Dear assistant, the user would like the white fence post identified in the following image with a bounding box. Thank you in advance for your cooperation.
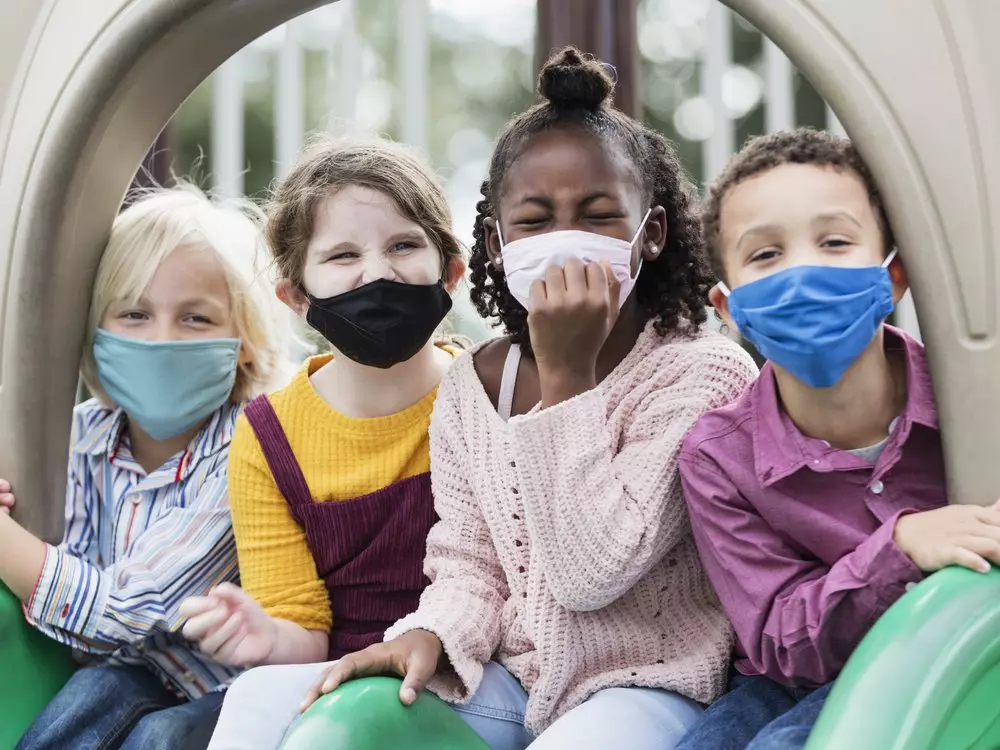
[764,39,794,133]
[397,0,429,151]
[275,22,305,179]
[331,0,360,131]
[700,3,733,182]
[211,52,245,197]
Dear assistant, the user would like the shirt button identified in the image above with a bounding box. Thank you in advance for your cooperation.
[870,480,885,495]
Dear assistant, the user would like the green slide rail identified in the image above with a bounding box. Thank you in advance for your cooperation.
[280,676,489,750]
[0,581,74,750]
[807,566,1000,750]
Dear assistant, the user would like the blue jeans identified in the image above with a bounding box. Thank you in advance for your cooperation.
[454,662,704,750]
[208,660,702,749]
[675,672,834,750]
[16,664,226,750]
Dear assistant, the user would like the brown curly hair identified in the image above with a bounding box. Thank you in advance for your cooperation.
[702,127,894,282]
[469,46,712,354]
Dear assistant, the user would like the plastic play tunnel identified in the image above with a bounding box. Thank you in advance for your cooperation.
[0,581,74,749]
[806,566,1000,750]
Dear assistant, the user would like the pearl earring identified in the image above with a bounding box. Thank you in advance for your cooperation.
[494,255,503,267]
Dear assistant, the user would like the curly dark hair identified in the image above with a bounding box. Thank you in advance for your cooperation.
[468,46,712,353]
[702,127,895,282]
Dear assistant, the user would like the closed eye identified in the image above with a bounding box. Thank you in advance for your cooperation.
[821,238,852,248]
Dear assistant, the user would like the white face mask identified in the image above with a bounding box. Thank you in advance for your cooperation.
[497,208,652,311]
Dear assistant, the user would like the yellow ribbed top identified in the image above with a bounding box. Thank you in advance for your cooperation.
[228,354,438,632]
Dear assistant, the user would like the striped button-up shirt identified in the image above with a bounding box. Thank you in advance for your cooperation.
[25,398,243,699]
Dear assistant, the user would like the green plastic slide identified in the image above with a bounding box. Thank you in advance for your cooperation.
[280,676,490,750]
[0,581,74,750]
[806,566,1000,750]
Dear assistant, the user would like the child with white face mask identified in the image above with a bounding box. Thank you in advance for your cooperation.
[0,185,292,750]
[293,47,757,750]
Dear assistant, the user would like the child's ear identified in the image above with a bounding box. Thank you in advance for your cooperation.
[888,252,910,305]
[276,279,310,318]
[708,283,736,331]
[640,205,668,262]
[444,257,467,293]
[482,217,503,268]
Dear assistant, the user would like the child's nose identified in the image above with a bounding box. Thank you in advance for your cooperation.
[359,257,399,286]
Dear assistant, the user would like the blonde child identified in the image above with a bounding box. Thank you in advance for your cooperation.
[0,185,291,750]
[178,138,467,747]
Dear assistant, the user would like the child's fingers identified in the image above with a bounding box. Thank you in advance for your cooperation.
[179,596,218,619]
[0,479,11,493]
[0,492,15,508]
[181,605,231,642]
[950,545,991,574]
[299,651,386,712]
[199,611,244,656]
[208,582,255,609]
[398,648,437,706]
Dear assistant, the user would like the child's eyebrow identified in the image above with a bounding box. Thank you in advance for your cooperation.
[735,223,782,250]
[813,211,863,229]
[385,230,426,245]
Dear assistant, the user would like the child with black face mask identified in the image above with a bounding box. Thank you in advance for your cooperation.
[179,137,466,746]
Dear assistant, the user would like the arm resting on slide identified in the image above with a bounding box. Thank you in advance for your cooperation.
[807,566,1000,750]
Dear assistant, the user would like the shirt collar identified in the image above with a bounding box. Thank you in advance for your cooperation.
[752,325,938,486]
[74,400,241,463]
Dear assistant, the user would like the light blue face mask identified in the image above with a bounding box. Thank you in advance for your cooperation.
[719,250,897,388]
[92,329,241,440]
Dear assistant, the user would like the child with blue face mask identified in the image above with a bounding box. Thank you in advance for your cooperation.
[0,184,292,750]
[674,128,1000,750]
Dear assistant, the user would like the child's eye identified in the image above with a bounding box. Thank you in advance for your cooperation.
[822,238,852,248]
[184,314,213,325]
[749,248,781,264]
[119,311,148,321]
[389,242,417,253]
[325,252,358,263]
[587,213,623,222]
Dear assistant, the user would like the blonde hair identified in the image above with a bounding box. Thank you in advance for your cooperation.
[81,183,293,404]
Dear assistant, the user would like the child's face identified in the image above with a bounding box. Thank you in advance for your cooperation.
[101,243,236,341]
[717,163,886,285]
[296,186,445,304]
[483,128,667,272]
[710,163,895,325]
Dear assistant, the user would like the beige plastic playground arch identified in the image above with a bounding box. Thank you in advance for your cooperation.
[0,0,996,541]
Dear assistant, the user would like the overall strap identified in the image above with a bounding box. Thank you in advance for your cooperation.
[243,395,312,507]
[497,343,521,423]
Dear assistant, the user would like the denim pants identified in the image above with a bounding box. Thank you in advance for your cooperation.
[675,672,834,750]
[207,660,703,749]
[16,664,226,750]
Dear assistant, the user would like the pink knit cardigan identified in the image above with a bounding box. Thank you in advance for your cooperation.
[386,323,758,733]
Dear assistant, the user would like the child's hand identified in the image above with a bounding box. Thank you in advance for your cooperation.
[893,504,1000,574]
[528,259,620,403]
[298,629,443,712]
[180,582,278,667]
[0,480,15,514]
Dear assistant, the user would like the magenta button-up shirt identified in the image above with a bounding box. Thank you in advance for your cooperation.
[679,326,945,688]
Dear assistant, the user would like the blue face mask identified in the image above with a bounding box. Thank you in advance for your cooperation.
[720,251,897,388]
[92,329,241,440]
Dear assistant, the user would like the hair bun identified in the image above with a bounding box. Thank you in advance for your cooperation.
[537,46,614,111]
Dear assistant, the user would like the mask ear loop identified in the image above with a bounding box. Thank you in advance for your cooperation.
[882,247,899,268]
[494,221,505,267]
[629,208,654,281]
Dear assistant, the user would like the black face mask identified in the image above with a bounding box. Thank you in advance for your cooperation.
[305,278,453,369]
